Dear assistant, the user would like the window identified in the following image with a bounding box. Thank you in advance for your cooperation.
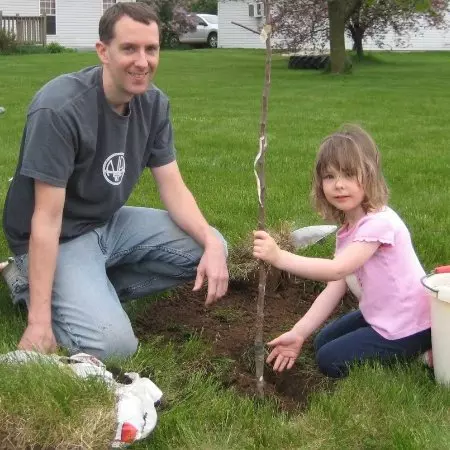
[196,17,207,27]
[103,0,116,12]
[40,0,56,35]
[187,14,207,27]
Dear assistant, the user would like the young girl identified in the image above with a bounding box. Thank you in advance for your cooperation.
[253,125,431,378]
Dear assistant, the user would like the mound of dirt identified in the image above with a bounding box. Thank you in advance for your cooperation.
[134,276,357,411]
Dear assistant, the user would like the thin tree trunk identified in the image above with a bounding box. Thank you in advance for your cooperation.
[348,24,364,59]
[354,26,364,59]
[254,0,272,399]
[348,0,365,60]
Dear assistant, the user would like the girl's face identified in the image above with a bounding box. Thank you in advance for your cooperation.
[322,167,365,224]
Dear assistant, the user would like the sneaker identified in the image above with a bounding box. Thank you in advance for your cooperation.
[1,258,21,295]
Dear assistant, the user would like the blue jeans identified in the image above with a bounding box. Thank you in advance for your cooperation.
[314,310,432,378]
[11,206,227,360]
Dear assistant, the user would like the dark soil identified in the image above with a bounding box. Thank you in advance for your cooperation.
[134,273,357,412]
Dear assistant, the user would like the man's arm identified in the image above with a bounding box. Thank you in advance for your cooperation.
[18,180,65,353]
[150,161,228,304]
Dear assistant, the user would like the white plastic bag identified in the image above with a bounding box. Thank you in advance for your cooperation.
[112,373,163,447]
[0,350,163,447]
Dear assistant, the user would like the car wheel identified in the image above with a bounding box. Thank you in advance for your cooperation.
[167,34,179,49]
[207,32,217,48]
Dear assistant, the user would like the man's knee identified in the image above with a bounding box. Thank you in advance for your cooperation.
[316,345,348,379]
[76,326,138,361]
[103,331,138,360]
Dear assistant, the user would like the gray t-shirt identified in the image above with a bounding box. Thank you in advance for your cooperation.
[3,66,176,255]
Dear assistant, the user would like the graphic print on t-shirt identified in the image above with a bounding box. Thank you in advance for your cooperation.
[103,152,125,185]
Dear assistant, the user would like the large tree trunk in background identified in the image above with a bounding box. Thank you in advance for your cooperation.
[328,0,347,73]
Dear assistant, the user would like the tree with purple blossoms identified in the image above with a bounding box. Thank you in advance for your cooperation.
[271,0,449,70]
[347,0,449,59]
[271,0,358,73]
[138,0,197,47]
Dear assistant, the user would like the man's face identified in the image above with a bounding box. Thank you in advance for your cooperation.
[97,15,160,98]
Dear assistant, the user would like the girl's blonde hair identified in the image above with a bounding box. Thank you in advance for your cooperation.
[311,124,389,224]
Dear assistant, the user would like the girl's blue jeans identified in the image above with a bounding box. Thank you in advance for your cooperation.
[10,206,227,360]
[314,310,431,378]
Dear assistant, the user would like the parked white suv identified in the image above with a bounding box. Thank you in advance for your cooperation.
[178,14,218,48]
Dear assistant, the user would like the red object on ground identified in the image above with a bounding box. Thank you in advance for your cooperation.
[121,422,138,443]
[435,266,450,274]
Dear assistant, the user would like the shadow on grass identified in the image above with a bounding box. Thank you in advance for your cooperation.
[351,52,392,66]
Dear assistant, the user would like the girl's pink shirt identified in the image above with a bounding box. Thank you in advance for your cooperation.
[336,207,431,339]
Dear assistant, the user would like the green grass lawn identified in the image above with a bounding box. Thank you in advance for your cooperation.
[0,50,450,449]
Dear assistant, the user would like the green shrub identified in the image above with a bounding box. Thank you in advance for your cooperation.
[0,41,75,55]
[14,44,49,54]
[0,29,17,54]
[46,42,65,53]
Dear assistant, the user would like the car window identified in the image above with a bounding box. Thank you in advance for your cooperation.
[204,15,218,25]
[196,17,207,26]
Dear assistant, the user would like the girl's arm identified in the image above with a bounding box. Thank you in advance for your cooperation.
[266,279,347,371]
[253,230,379,282]
[292,279,347,339]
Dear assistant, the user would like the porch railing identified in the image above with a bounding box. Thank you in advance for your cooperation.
[0,11,47,45]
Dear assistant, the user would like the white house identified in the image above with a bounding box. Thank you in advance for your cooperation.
[361,19,450,52]
[218,0,450,51]
[218,0,268,49]
[0,0,136,49]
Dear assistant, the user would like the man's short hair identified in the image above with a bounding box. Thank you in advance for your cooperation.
[99,2,160,44]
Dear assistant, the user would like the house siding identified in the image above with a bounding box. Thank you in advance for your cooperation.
[219,0,450,51]
[361,19,450,51]
[0,1,39,16]
[50,0,102,48]
[0,0,136,49]
[51,0,136,48]
[218,0,266,49]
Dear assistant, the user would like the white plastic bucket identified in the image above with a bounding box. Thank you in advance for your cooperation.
[422,272,450,385]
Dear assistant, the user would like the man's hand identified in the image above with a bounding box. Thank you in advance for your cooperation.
[193,239,228,306]
[266,330,305,372]
[253,230,282,266]
[18,323,57,354]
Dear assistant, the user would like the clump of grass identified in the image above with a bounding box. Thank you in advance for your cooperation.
[239,342,272,375]
[0,360,116,449]
[303,362,450,449]
[228,221,296,282]
[211,307,245,324]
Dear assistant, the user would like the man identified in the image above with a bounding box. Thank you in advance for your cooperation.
[2,2,228,360]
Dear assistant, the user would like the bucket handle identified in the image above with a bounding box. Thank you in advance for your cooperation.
[421,274,438,293]
[421,266,450,294]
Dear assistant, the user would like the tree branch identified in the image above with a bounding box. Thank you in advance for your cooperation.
[231,21,260,35]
